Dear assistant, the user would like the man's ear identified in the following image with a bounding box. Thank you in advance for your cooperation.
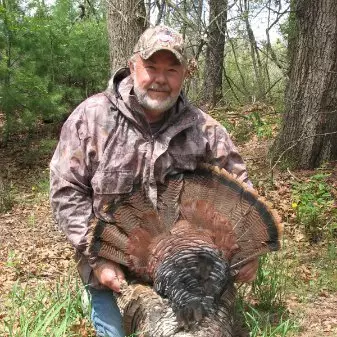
[128,60,135,77]
[183,68,188,80]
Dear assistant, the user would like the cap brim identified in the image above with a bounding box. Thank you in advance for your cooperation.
[140,47,186,65]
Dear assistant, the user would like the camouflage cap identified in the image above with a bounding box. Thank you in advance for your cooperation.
[133,25,187,65]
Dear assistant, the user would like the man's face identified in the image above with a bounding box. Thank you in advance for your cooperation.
[129,50,186,121]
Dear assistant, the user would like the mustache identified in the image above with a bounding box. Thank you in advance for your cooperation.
[149,84,170,92]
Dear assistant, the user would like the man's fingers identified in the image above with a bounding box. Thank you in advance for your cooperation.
[106,275,123,293]
[115,268,126,282]
[106,268,126,292]
[93,260,126,292]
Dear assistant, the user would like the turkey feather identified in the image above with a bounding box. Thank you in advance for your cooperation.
[88,163,282,336]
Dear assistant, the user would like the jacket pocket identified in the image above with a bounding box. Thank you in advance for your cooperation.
[91,170,133,194]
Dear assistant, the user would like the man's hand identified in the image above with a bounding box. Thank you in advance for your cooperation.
[93,260,126,293]
[235,258,259,283]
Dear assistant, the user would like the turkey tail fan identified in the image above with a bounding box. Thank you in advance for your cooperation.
[180,163,283,269]
[88,162,282,274]
[87,218,130,266]
[87,163,282,335]
[157,173,184,228]
[88,186,167,272]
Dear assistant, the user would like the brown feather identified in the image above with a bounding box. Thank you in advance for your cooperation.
[87,163,282,334]
[96,222,129,251]
[115,281,237,336]
[95,242,128,266]
[180,200,239,259]
[126,227,153,274]
[180,164,283,270]
[157,174,184,229]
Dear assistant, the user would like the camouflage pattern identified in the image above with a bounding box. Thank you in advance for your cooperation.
[133,25,187,64]
[50,68,249,287]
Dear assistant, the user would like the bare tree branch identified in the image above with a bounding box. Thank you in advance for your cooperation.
[271,131,337,172]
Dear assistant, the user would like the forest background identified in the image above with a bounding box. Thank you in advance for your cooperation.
[0,0,336,336]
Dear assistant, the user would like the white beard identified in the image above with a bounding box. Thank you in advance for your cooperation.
[133,73,180,113]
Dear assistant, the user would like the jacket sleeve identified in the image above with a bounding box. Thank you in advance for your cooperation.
[50,104,94,255]
[204,118,251,185]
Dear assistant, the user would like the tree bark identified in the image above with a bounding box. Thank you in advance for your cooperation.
[106,0,147,74]
[272,0,337,169]
[203,0,228,107]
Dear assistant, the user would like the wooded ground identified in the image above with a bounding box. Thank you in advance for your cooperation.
[0,109,336,336]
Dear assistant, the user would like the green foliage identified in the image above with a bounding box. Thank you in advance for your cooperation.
[239,253,288,312]
[233,112,275,143]
[291,172,337,241]
[2,277,93,337]
[251,255,287,310]
[279,0,297,60]
[210,108,279,144]
[20,147,48,169]
[242,305,297,337]
[19,137,57,168]
[39,138,58,155]
[0,0,109,143]
[34,173,50,194]
[290,170,337,294]
[223,38,287,106]
[247,111,274,139]
[0,177,15,213]
[5,249,21,270]
[237,252,298,336]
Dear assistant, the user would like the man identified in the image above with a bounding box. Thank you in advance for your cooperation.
[50,25,258,337]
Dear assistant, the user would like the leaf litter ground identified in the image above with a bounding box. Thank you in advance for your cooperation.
[0,130,336,337]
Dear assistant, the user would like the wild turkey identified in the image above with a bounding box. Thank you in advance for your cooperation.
[88,163,282,336]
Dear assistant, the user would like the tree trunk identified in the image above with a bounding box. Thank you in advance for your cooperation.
[272,0,337,169]
[241,0,265,101]
[203,0,227,107]
[106,0,147,74]
[2,0,13,145]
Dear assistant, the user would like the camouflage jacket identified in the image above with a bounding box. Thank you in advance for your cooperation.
[50,68,249,287]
